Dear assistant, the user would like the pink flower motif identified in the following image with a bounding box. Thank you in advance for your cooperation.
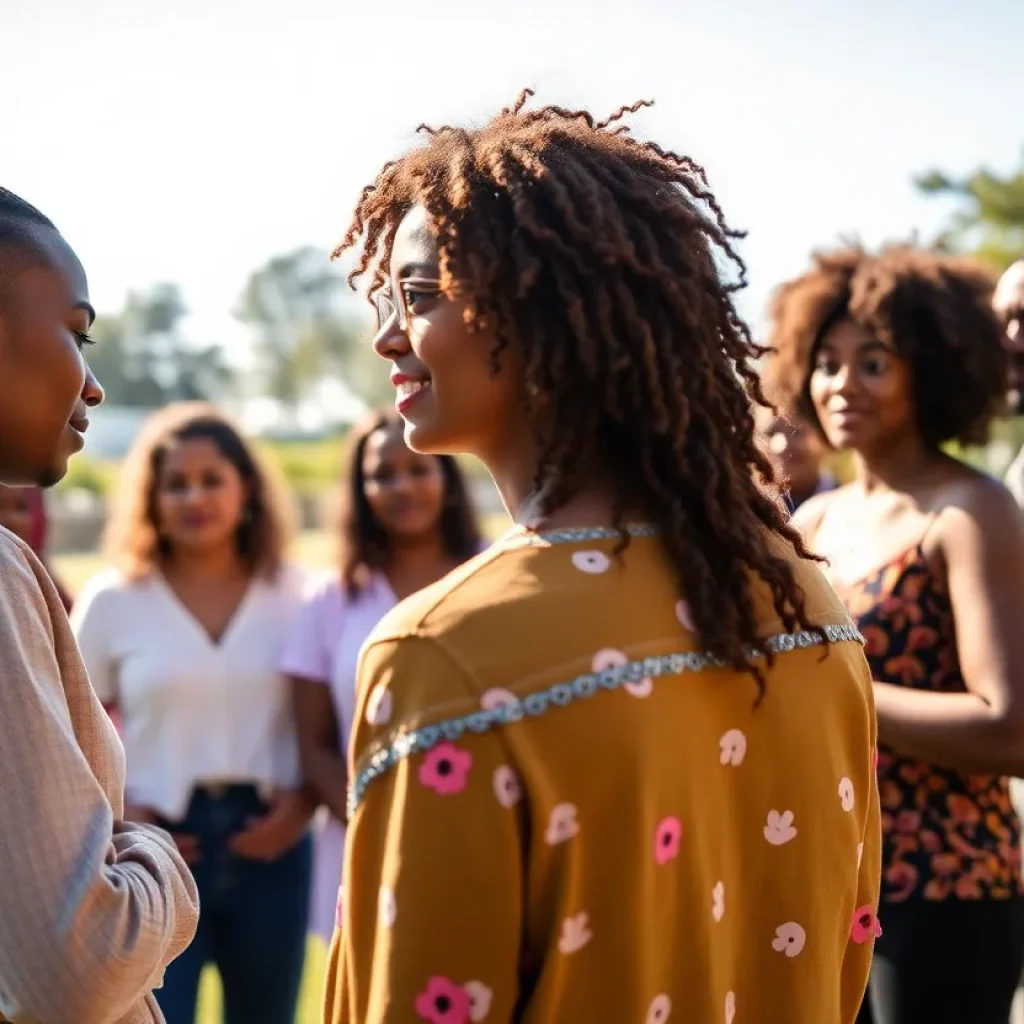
[850,905,883,944]
[335,884,344,930]
[419,743,473,796]
[480,688,517,711]
[415,976,471,1024]
[654,815,683,865]
[675,599,696,632]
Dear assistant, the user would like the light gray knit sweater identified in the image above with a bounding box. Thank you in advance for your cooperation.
[0,529,199,1024]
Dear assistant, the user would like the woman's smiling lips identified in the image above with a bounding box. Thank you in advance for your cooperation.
[390,372,432,414]
[826,406,871,428]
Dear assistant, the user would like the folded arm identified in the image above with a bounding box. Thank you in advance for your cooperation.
[0,547,199,1024]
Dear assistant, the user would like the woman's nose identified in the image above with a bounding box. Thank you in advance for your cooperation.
[373,313,410,360]
[831,363,856,396]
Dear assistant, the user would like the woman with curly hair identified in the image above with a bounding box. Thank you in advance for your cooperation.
[765,245,1024,1024]
[280,406,482,943]
[72,402,314,1024]
[321,92,879,1024]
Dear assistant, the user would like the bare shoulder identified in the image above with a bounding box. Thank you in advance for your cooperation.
[934,463,1024,547]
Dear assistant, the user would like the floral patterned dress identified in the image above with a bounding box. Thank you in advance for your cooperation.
[837,544,1023,903]
[323,526,881,1024]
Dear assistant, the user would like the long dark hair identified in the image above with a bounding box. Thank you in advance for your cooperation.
[339,407,482,595]
[334,90,822,696]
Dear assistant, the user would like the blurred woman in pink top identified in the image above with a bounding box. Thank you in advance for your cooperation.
[281,406,484,940]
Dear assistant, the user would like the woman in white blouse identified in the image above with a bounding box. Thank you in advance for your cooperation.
[72,402,313,1024]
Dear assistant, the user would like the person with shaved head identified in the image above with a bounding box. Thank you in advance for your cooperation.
[0,187,199,1024]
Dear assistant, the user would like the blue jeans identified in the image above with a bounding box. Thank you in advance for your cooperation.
[154,785,312,1024]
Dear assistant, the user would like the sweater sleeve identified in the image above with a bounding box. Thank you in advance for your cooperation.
[0,540,199,1024]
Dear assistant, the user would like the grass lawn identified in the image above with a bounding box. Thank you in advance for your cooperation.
[52,518,509,1024]
[195,939,328,1024]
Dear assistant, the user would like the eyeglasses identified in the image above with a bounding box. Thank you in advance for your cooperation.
[374,278,444,331]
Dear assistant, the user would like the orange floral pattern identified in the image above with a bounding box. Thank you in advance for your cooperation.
[841,546,1023,902]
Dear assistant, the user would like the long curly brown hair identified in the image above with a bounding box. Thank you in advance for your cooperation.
[764,244,1006,448]
[103,402,293,580]
[339,407,482,596]
[334,90,823,694]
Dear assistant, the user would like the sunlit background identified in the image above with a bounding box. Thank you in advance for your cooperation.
[4,0,1023,1017]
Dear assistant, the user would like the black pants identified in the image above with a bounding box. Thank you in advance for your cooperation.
[855,898,1024,1024]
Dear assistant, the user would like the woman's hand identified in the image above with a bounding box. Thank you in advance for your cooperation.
[124,804,201,865]
[228,788,315,862]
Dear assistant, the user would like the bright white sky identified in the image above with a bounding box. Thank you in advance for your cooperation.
[3,0,1021,373]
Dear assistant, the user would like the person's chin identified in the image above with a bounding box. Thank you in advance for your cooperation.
[820,426,863,452]
[173,525,232,550]
[387,513,438,539]
[30,428,85,488]
[402,416,450,456]
[35,454,69,489]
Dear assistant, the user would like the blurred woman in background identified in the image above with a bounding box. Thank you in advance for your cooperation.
[72,402,314,1024]
[0,485,73,610]
[281,405,482,943]
[766,245,1024,1024]
[754,406,837,513]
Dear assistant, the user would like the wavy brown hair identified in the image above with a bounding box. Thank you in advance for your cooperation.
[764,244,1006,448]
[103,402,293,580]
[339,407,482,596]
[334,90,824,695]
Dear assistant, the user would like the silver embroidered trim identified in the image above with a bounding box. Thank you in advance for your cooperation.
[347,623,864,817]
[515,523,659,545]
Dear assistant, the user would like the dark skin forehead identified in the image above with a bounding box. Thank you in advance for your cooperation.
[0,221,93,326]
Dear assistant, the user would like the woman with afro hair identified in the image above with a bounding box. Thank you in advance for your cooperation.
[766,244,1024,1024]
[321,92,879,1024]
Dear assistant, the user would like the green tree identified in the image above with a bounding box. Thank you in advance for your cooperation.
[915,153,1024,269]
[235,247,387,413]
[87,283,235,406]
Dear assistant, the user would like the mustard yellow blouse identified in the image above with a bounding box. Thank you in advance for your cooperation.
[324,525,881,1024]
